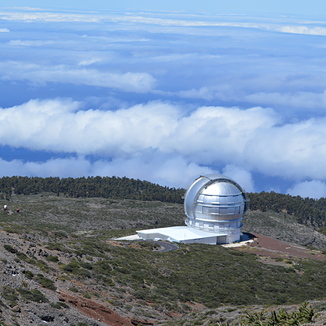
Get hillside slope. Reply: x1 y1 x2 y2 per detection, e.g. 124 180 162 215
243 210 326 249
0 194 325 326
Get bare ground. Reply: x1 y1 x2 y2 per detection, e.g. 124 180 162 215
238 232 325 264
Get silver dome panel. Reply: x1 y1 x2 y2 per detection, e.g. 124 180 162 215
184 174 248 230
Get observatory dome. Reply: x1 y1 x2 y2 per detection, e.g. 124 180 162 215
184 174 248 243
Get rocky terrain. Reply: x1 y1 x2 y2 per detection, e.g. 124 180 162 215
243 210 326 249
0 194 325 326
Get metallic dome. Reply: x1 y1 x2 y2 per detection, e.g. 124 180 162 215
184 174 249 237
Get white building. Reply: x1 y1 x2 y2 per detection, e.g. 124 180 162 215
136 174 249 245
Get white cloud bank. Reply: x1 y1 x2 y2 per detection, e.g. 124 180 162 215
279 26 326 36
3 8 326 38
0 98 326 191
3 9 326 36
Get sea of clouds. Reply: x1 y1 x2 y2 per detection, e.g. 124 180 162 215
1 7 326 197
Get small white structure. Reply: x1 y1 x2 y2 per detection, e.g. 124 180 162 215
137 174 249 245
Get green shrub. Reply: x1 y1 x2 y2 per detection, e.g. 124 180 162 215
2 287 18 302
24 270 34 279
17 288 48 303
62 261 91 278
46 242 70 253
83 293 91 299
35 274 56 290
46 255 59 263
3 244 17 254
77 268 91 278
79 262 93 270
241 302 315 325
54 230 68 238
35 260 50 273
3 226 24 234
16 252 27 261
62 261 80 273
24 257 37 265
51 301 69 309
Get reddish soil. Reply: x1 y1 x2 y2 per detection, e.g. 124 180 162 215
240 233 325 262
59 291 133 326
59 291 155 326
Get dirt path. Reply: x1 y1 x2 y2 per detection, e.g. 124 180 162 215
240 233 325 261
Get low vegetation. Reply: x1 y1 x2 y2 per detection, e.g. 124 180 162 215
241 302 315 325
160 302 318 326
0 176 325 325
54 237 325 309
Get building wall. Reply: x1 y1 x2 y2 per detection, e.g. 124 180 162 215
137 231 169 241
182 236 218 245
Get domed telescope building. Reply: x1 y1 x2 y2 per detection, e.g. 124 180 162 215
184 174 249 244
136 174 249 245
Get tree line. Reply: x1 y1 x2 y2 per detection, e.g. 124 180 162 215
248 191 326 229
0 176 325 230
0 176 185 203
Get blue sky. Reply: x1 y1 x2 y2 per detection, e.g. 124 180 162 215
4 1 326 16
1 2 326 198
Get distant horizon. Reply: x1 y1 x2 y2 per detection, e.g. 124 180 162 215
4 0 326 17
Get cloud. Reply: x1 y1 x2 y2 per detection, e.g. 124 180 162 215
162 105 279 164
245 118 326 180
3 8 326 107
0 157 92 179
0 28 10 32
2 7 326 198
2 7 323 37
9 40 57 46
222 164 255 193
0 155 217 189
245 90 326 111
92 155 218 188
0 9 264 26
279 25 326 36
287 180 326 199
0 99 179 155
0 62 156 93
0 152 255 191
0 10 104 23
1 98 326 187
178 87 218 101
177 86 326 114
